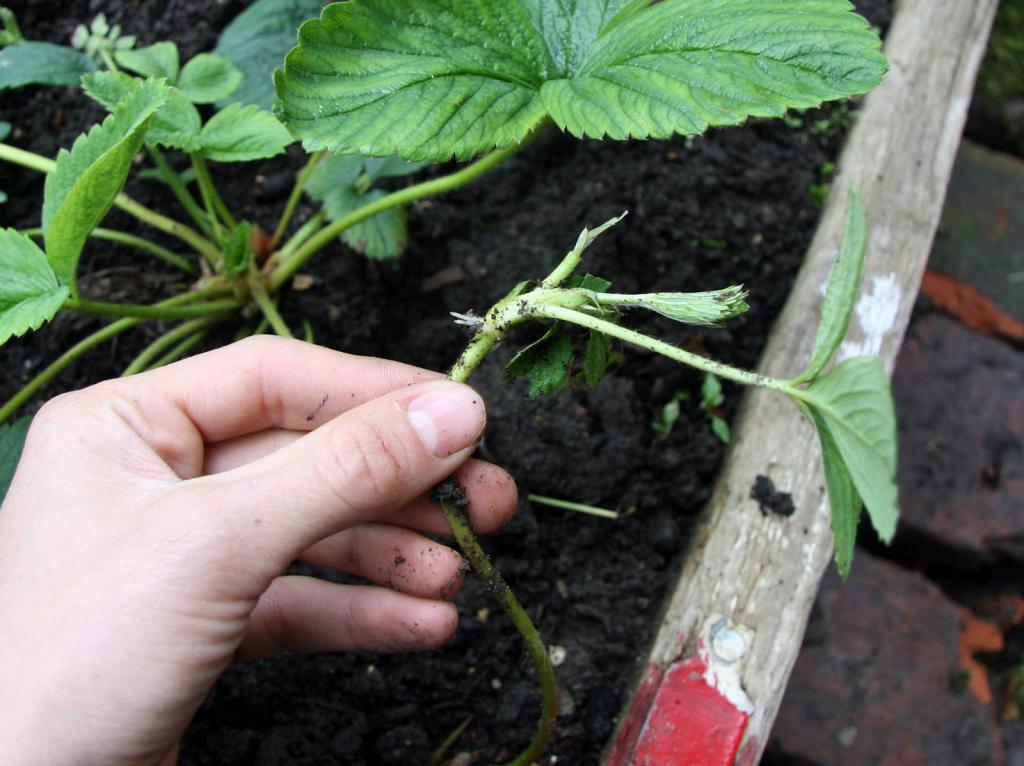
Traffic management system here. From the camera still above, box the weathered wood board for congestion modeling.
[605,0,1001,763]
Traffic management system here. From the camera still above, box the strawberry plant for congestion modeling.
[0,1,894,761]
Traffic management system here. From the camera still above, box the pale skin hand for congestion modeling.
[0,336,517,766]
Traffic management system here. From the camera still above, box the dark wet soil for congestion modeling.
[0,1,892,763]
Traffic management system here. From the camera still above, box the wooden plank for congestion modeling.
[605,0,1001,763]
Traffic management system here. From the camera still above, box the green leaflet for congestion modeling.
[0,122,7,202]
[114,42,180,82]
[199,103,294,162]
[42,78,168,291]
[808,406,861,578]
[305,153,418,259]
[793,188,869,383]
[82,71,202,151]
[800,356,898,544]
[0,416,31,505]
[214,0,324,109]
[177,53,243,104]
[223,222,253,278]
[582,329,612,389]
[276,0,886,161]
[0,228,70,346]
[0,41,97,90]
[505,325,575,398]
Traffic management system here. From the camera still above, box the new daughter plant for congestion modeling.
[0,1,893,762]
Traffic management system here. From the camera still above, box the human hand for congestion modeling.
[0,336,516,765]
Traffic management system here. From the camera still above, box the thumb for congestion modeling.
[177,379,486,566]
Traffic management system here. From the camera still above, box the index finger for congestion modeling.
[130,335,443,443]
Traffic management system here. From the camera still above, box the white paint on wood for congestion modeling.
[838,272,903,360]
[605,1,1001,763]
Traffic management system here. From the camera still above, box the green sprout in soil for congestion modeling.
[0,1,894,762]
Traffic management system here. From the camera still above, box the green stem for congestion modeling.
[146,328,209,371]
[23,227,197,275]
[274,210,326,263]
[99,48,117,72]
[534,304,797,396]
[64,296,240,321]
[122,318,220,376]
[443,300,558,764]
[191,155,236,230]
[271,144,521,291]
[270,151,323,251]
[0,290,226,423]
[439,501,557,766]
[250,281,293,338]
[0,143,220,263]
[148,146,212,236]
[192,155,224,238]
[528,494,619,519]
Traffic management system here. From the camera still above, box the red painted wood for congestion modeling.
[606,664,664,766]
[608,656,750,766]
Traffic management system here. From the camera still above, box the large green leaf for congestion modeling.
[276,0,886,161]
[0,41,97,91]
[793,188,869,384]
[114,42,180,82]
[198,103,294,162]
[802,356,898,543]
[82,71,202,151]
[213,0,324,109]
[42,78,168,291]
[0,228,70,346]
[0,416,31,506]
[177,53,243,104]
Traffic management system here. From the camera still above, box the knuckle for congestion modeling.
[253,589,291,652]
[320,417,411,511]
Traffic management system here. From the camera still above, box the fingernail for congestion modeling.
[406,382,485,458]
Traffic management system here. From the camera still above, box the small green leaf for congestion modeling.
[0,416,31,505]
[0,41,97,90]
[605,286,748,326]
[653,391,686,440]
[0,228,70,346]
[177,53,243,104]
[341,190,407,260]
[0,190,7,204]
[42,78,169,291]
[276,0,886,161]
[214,0,324,109]
[0,6,24,46]
[223,222,253,278]
[802,356,898,543]
[794,188,869,384]
[114,42,180,82]
[701,372,723,409]
[82,71,202,151]
[0,121,10,141]
[568,274,613,293]
[582,330,612,389]
[710,416,731,445]
[505,325,574,398]
[199,103,293,162]
[808,406,861,578]
[306,154,411,259]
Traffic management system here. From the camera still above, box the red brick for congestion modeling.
[770,553,1004,765]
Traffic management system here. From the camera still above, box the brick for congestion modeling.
[892,313,1024,562]
[769,553,1004,765]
